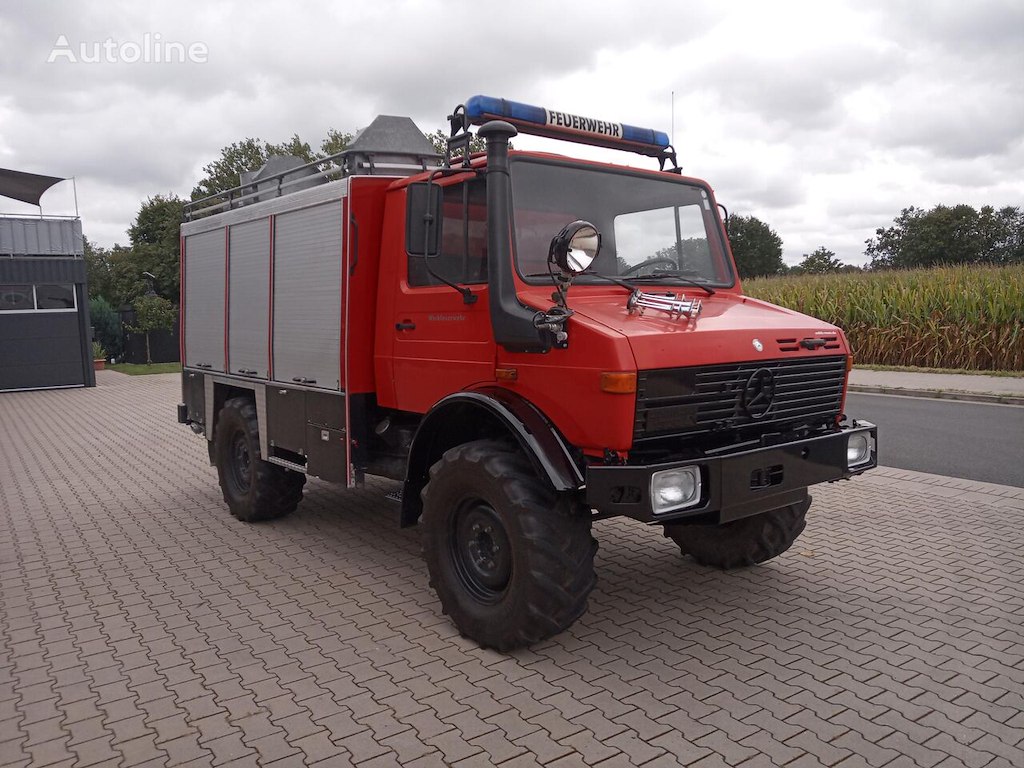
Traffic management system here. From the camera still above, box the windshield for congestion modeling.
[510,158,734,287]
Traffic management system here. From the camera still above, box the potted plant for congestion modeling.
[92,341,107,371]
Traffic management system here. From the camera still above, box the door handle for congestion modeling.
[395,321,416,331]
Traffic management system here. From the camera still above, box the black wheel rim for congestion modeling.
[227,431,252,495]
[450,500,512,604]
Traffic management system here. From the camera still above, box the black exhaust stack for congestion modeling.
[478,120,547,353]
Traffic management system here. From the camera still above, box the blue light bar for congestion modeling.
[462,95,673,161]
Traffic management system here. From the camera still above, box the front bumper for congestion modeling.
[586,421,877,524]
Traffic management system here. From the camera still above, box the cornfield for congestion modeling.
[744,265,1024,371]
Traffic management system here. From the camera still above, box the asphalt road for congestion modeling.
[846,392,1024,487]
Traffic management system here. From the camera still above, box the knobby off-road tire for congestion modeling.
[664,494,811,569]
[214,397,305,522]
[421,439,597,651]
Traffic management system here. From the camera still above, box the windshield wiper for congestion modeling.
[525,271,638,291]
[629,271,715,295]
[525,270,714,296]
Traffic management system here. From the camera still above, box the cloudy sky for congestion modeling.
[1,0,1022,266]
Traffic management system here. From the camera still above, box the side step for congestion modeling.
[385,489,403,503]
[268,456,308,473]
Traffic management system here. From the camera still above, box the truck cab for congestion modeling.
[179,96,876,650]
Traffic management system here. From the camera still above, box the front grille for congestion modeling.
[776,335,841,353]
[635,356,847,441]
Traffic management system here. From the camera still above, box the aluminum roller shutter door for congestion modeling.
[0,313,85,390]
[228,219,270,377]
[273,202,343,390]
[183,229,225,371]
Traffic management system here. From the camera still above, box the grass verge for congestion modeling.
[108,363,182,375]
[854,364,1023,378]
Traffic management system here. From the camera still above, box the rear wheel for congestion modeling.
[214,397,305,522]
[421,439,597,651]
[664,494,810,569]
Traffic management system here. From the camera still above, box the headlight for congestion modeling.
[651,466,702,515]
[549,220,601,276]
[847,433,873,467]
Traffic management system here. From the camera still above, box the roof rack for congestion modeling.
[184,115,440,220]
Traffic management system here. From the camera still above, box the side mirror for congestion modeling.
[549,220,601,276]
[406,182,443,256]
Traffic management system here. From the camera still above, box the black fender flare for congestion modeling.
[400,386,584,526]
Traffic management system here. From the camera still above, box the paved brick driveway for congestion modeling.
[2,371,1023,768]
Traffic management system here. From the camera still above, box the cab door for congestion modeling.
[391,177,494,413]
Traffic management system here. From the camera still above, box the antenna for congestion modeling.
[671,90,675,151]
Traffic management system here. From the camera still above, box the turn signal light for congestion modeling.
[846,354,854,373]
[600,372,637,394]
[495,367,518,382]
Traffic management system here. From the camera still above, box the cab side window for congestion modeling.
[408,179,487,286]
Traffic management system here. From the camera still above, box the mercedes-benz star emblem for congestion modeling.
[742,368,775,419]
[752,338,764,352]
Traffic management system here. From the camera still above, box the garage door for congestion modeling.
[0,283,86,390]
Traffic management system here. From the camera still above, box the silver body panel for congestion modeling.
[272,201,344,390]
[182,174,367,487]
[228,220,270,377]
[255,383,269,457]
[183,229,225,371]
[181,179,354,390]
[204,374,215,435]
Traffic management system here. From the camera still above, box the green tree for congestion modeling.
[129,295,176,364]
[190,124,480,202]
[85,233,180,307]
[982,205,1024,264]
[89,296,124,361]
[190,136,324,201]
[83,238,112,301]
[88,243,144,308]
[191,138,270,200]
[796,246,846,274]
[128,195,184,301]
[129,194,183,251]
[84,196,186,307]
[190,132,356,201]
[107,246,142,307]
[321,128,354,159]
[866,204,1024,269]
[728,215,786,278]
[270,134,317,164]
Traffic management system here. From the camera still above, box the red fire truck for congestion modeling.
[178,96,876,650]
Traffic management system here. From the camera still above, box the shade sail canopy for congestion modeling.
[0,168,66,206]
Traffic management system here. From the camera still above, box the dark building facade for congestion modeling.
[0,216,95,391]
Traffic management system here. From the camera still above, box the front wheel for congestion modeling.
[421,440,597,651]
[664,494,810,569]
